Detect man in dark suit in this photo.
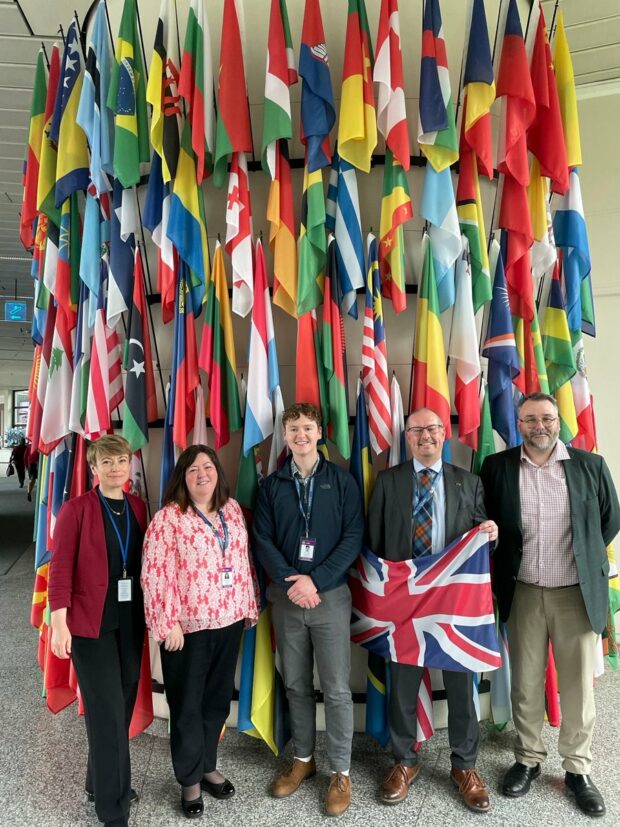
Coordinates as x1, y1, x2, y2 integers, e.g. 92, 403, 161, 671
481, 392, 620, 818
367, 407, 498, 813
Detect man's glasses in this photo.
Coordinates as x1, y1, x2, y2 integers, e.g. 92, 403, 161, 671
406, 425, 444, 435
518, 415, 558, 427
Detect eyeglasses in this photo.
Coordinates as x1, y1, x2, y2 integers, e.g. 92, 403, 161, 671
406, 424, 444, 435
518, 415, 558, 427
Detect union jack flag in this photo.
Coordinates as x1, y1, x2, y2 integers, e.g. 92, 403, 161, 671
350, 528, 501, 673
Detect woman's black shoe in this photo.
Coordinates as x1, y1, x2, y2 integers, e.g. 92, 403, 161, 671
201, 777, 235, 800
181, 792, 204, 818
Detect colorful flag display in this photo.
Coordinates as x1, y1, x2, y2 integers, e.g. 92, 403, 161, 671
417, 0, 458, 172
243, 238, 280, 454
338, 0, 376, 172
299, 0, 335, 172
198, 242, 242, 448
325, 150, 365, 318
179, 0, 216, 183
107, 0, 150, 188
147, 0, 181, 183
213, 0, 252, 188
15, 0, 604, 739
322, 236, 350, 458
379, 148, 412, 313
411, 235, 451, 437
374, 0, 409, 169
362, 234, 391, 454
20, 50, 46, 250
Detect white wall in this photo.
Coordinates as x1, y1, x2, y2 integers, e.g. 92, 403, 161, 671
575, 91, 620, 489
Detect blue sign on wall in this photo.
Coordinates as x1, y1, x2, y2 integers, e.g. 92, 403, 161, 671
4, 301, 27, 322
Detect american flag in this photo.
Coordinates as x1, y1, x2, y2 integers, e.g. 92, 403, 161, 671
84, 253, 124, 438
350, 528, 501, 673
362, 233, 392, 454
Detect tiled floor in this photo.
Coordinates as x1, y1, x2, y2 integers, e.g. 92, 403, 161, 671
1, 477, 619, 826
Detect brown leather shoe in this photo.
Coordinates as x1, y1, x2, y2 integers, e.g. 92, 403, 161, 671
451, 767, 491, 813
271, 758, 316, 798
325, 773, 352, 817
380, 763, 421, 804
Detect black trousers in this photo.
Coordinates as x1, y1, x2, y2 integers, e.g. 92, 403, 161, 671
389, 662, 480, 769
71, 627, 142, 826
160, 621, 244, 786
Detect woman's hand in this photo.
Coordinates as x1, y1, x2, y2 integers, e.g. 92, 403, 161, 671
50, 609, 72, 659
163, 622, 185, 652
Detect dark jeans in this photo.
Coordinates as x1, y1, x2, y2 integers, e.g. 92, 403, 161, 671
160, 621, 244, 786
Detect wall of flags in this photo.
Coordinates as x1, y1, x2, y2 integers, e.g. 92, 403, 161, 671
20, 0, 619, 744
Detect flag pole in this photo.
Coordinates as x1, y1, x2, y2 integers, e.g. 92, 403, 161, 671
40, 42, 50, 70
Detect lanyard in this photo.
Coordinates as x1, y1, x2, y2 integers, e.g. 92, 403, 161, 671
193, 507, 229, 554
412, 468, 443, 519
98, 490, 131, 576
293, 473, 316, 538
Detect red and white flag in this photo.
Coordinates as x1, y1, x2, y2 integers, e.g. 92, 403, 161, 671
226, 152, 254, 317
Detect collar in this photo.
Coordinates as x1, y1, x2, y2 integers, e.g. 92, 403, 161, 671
291, 455, 321, 482
413, 458, 443, 475
520, 439, 570, 467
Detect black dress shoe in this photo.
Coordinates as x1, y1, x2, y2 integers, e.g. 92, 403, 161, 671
201, 776, 235, 799
565, 772, 606, 817
85, 788, 139, 805
181, 792, 204, 818
502, 762, 541, 797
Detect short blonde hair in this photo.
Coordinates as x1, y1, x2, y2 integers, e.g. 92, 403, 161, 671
87, 435, 132, 466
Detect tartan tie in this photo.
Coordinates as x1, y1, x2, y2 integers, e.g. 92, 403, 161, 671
412, 469, 435, 558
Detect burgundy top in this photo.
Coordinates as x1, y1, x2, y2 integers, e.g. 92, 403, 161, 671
48, 488, 148, 638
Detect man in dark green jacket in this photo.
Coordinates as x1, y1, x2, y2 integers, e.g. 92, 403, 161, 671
481, 392, 620, 818
254, 403, 363, 818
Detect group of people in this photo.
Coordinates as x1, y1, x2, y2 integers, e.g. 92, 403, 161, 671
8, 436, 38, 500
47, 393, 619, 826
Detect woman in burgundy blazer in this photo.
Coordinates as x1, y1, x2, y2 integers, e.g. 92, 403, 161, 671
49, 435, 147, 827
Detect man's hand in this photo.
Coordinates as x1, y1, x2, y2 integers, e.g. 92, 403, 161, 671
285, 574, 321, 609
478, 520, 498, 543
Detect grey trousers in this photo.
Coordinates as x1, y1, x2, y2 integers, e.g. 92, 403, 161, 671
389, 662, 480, 769
267, 582, 354, 772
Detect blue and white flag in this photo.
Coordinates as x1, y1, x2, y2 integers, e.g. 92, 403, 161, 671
76, 0, 113, 196
420, 164, 461, 312
552, 168, 591, 333
326, 149, 365, 318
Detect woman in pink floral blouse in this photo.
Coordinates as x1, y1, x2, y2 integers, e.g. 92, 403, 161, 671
141, 445, 259, 819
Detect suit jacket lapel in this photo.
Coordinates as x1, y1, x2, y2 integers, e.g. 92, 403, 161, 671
396, 461, 413, 531
505, 448, 522, 530
443, 463, 457, 535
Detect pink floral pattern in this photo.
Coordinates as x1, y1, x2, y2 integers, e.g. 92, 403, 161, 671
141, 498, 260, 641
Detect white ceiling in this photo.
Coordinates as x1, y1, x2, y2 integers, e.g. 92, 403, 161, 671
0, 0, 618, 386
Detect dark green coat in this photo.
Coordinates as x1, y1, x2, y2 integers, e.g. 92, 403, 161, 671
480, 446, 620, 634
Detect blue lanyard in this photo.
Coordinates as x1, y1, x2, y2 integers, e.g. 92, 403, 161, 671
98, 490, 131, 576
193, 507, 229, 554
293, 474, 316, 538
412, 468, 443, 518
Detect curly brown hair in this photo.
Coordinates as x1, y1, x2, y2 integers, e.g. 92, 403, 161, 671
281, 402, 322, 429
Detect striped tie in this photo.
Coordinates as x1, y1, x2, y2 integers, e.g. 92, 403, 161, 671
412, 469, 435, 558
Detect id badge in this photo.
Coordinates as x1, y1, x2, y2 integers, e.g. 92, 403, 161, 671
299, 537, 316, 562
118, 577, 133, 602
220, 567, 234, 588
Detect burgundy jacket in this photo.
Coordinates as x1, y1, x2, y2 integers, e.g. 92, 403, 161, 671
48, 488, 148, 638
